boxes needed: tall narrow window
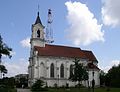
[70,64,73,78]
[60,64,64,78]
[40,62,45,77]
[37,30,40,37]
[50,63,54,77]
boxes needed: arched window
[50,63,54,78]
[37,30,40,37]
[40,62,45,77]
[60,64,64,78]
[70,64,73,78]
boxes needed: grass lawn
[0,88,17,92]
[33,87,120,92]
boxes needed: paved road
[17,88,31,92]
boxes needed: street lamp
[0,55,2,79]
[92,69,95,92]
[0,54,2,64]
[57,74,59,87]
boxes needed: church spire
[35,11,43,25]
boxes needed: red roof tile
[34,44,98,62]
[87,63,100,70]
[34,44,86,59]
[82,50,98,62]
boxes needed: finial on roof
[37,4,40,16]
[35,11,42,25]
[38,12,39,16]
[34,4,43,25]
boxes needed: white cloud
[4,58,29,77]
[20,37,30,48]
[65,1,104,46]
[100,60,120,73]
[10,51,16,56]
[102,0,120,27]
[2,51,16,60]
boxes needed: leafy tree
[69,58,88,87]
[0,65,7,74]
[0,77,15,88]
[99,70,106,87]
[106,64,120,87]
[0,34,12,78]
[82,68,88,81]
[0,34,12,63]
[20,77,28,88]
[31,79,47,91]
[0,65,7,77]
[15,77,28,88]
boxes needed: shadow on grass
[31,87,120,92]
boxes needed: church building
[28,11,100,87]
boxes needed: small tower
[29,12,46,86]
[30,12,45,49]
[30,11,45,58]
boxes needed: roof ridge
[82,50,92,52]
[46,44,81,49]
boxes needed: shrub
[31,79,47,91]
[0,77,15,88]
[54,83,57,88]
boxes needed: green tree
[0,77,15,88]
[0,34,12,63]
[0,34,12,78]
[69,58,88,87]
[31,79,47,91]
[82,67,88,81]
[19,77,28,88]
[106,64,120,87]
[99,70,106,87]
[0,65,7,77]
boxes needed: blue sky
[0,0,120,77]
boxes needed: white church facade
[28,11,100,87]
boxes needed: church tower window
[60,64,64,78]
[37,30,40,37]
[50,63,54,78]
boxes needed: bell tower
[30,12,45,49]
[29,11,46,86]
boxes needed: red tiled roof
[87,63,100,70]
[82,50,98,62]
[34,44,97,62]
[34,44,86,59]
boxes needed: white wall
[88,70,100,87]
[28,55,100,87]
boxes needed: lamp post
[92,69,95,92]
[57,74,59,87]
[0,55,1,64]
[0,54,2,79]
